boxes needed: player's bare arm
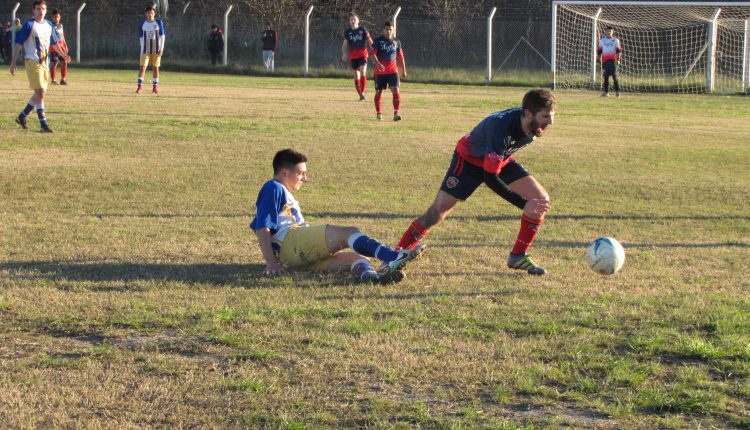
[254,227,285,275]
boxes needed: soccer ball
[586,237,625,275]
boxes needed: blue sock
[137,77,143,86]
[152,78,158,87]
[36,103,48,128]
[20,100,35,119]
[348,233,400,263]
[351,258,377,280]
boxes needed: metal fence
[6,3,554,84]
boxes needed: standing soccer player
[136,5,166,94]
[369,21,406,121]
[597,26,622,97]
[9,0,70,133]
[49,10,68,85]
[396,89,556,275]
[342,13,372,101]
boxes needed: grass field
[1,68,749,429]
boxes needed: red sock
[511,215,543,255]
[359,76,367,93]
[393,92,401,111]
[397,219,428,250]
[61,61,67,80]
[50,63,57,81]
[374,92,383,114]
[354,78,361,94]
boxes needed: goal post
[551,1,750,93]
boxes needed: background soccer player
[396,89,556,275]
[597,26,622,97]
[49,10,68,85]
[9,0,70,133]
[136,5,166,94]
[342,13,372,101]
[369,21,407,121]
[251,149,423,283]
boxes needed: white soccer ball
[586,237,625,275]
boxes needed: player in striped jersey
[342,13,372,101]
[396,89,556,275]
[49,10,68,85]
[136,5,166,94]
[597,27,622,97]
[10,0,70,133]
[369,21,407,121]
[251,149,423,283]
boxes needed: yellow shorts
[140,53,162,68]
[278,224,335,271]
[25,60,49,91]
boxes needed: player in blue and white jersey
[136,5,166,94]
[396,89,556,275]
[251,149,423,283]
[9,0,70,133]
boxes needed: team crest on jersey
[446,177,459,188]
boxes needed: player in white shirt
[136,5,166,94]
[9,0,70,133]
[597,27,623,97]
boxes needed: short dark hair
[32,0,47,9]
[52,9,60,15]
[606,26,614,31]
[273,149,307,174]
[145,5,155,13]
[522,89,556,114]
[384,20,393,27]
[349,12,359,19]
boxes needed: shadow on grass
[427,240,750,249]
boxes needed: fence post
[393,7,401,37]
[11,2,20,55]
[223,5,233,66]
[486,7,497,84]
[76,2,86,63]
[304,5,314,76]
[182,1,190,14]
[706,8,721,92]
[591,7,602,87]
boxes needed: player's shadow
[306,212,750,222]
[0,261,269,289]
[426,240,750,249]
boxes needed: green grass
[1,68,749,428]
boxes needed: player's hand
[63,55,72,63]
[9,64,16,76]
[401,70,407,79]
[525,198,550,216]
[263,260,285,276]
[376,63,384,71]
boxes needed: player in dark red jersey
[342,13,372,101]
[369,21,407,121]
[396,89,557,275]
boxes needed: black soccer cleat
[15,115,28,129]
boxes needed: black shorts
[440,151,530,201]
[602,60,618,77]
[375,73,399,91]
[350,57,367,70]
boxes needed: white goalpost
[551,1,750,93]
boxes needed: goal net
[552,1,750,93]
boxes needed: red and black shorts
[602,59,618,77]
[375,73,399,91]
[440,151,529,201]
[350,57,367,70]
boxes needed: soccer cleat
[381,242,425,274]
[60,79,67,86]
[615,91,620,98]
[15,115,28,129]
[601,92,609,97]
[376,113,383,121]
[361,269,405,285]
[359,93,366,101]
[393,113,402,121]
[40,125,54,133]
[152,86,159,94]
[135,86,143,94]
[50,80,58,85]
[507,253,547,276]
